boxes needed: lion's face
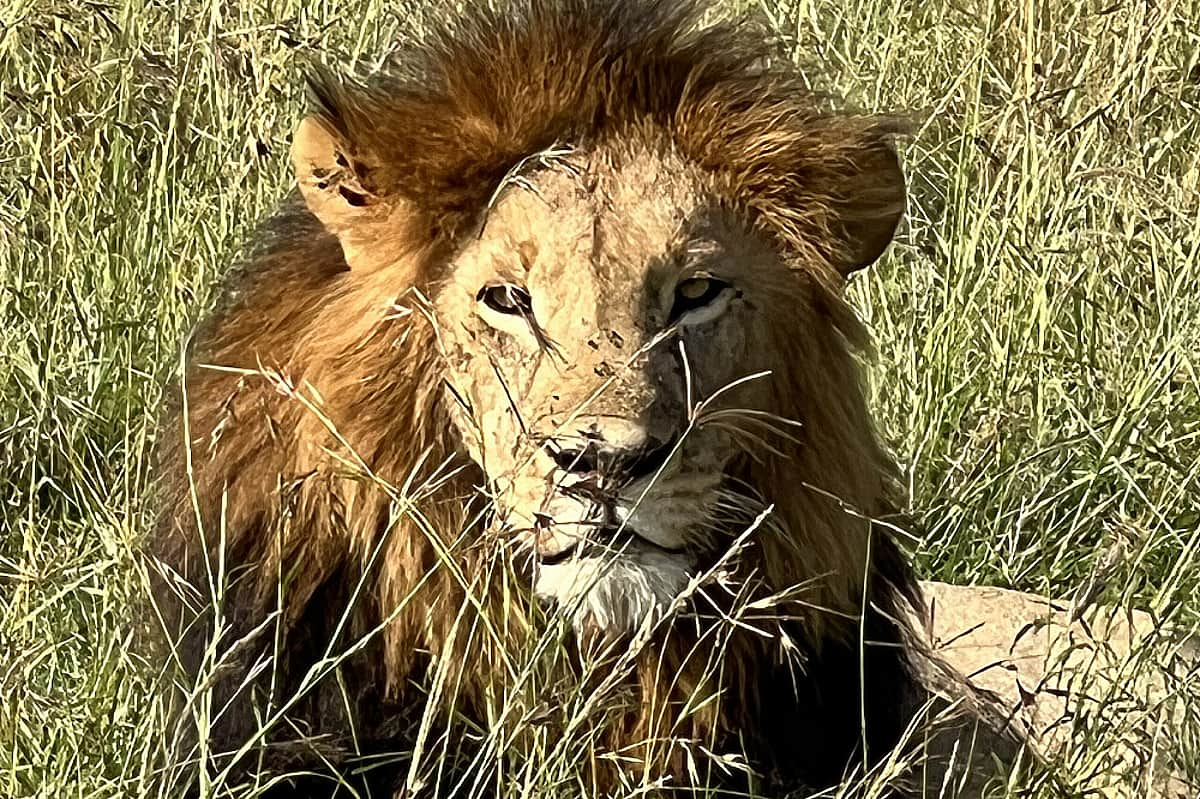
[433,143,789,635]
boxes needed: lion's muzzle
[512,420,714,636]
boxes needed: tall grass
[1,0,1197,796]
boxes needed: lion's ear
[291,115,381,240]
[833,144,906,276]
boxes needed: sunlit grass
[1,0,1198,796]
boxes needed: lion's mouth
[536,526,687,566]
[537,546,577,566]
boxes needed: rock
[906,581,1198,798]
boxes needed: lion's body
[151,1,932,795]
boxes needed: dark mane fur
[148,1,926,797]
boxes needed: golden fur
[150,1,924,795]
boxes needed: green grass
[2,0,1198,796]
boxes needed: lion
[149,0,982,795]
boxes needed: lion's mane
[151,0,924,795]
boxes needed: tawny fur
[150,1,923,795]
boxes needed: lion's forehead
[477,144,711,303]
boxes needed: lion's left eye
[670,276,731,322]
[477,283,533,316]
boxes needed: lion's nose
[547,436,675,482]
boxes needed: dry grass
[1,0,1198,796]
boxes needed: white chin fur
[535,548,693,636]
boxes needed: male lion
[151,0,987,796]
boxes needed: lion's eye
[478,283,533,315]
[670,276,730,321]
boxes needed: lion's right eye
[670,275,732,324]
[477,284,533,316]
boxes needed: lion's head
[153,0,922,793]
[287,15,907,644]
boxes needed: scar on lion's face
[428,142,795,635]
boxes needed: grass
[1,0,1198,796]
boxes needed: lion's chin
[534,546,694,639]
